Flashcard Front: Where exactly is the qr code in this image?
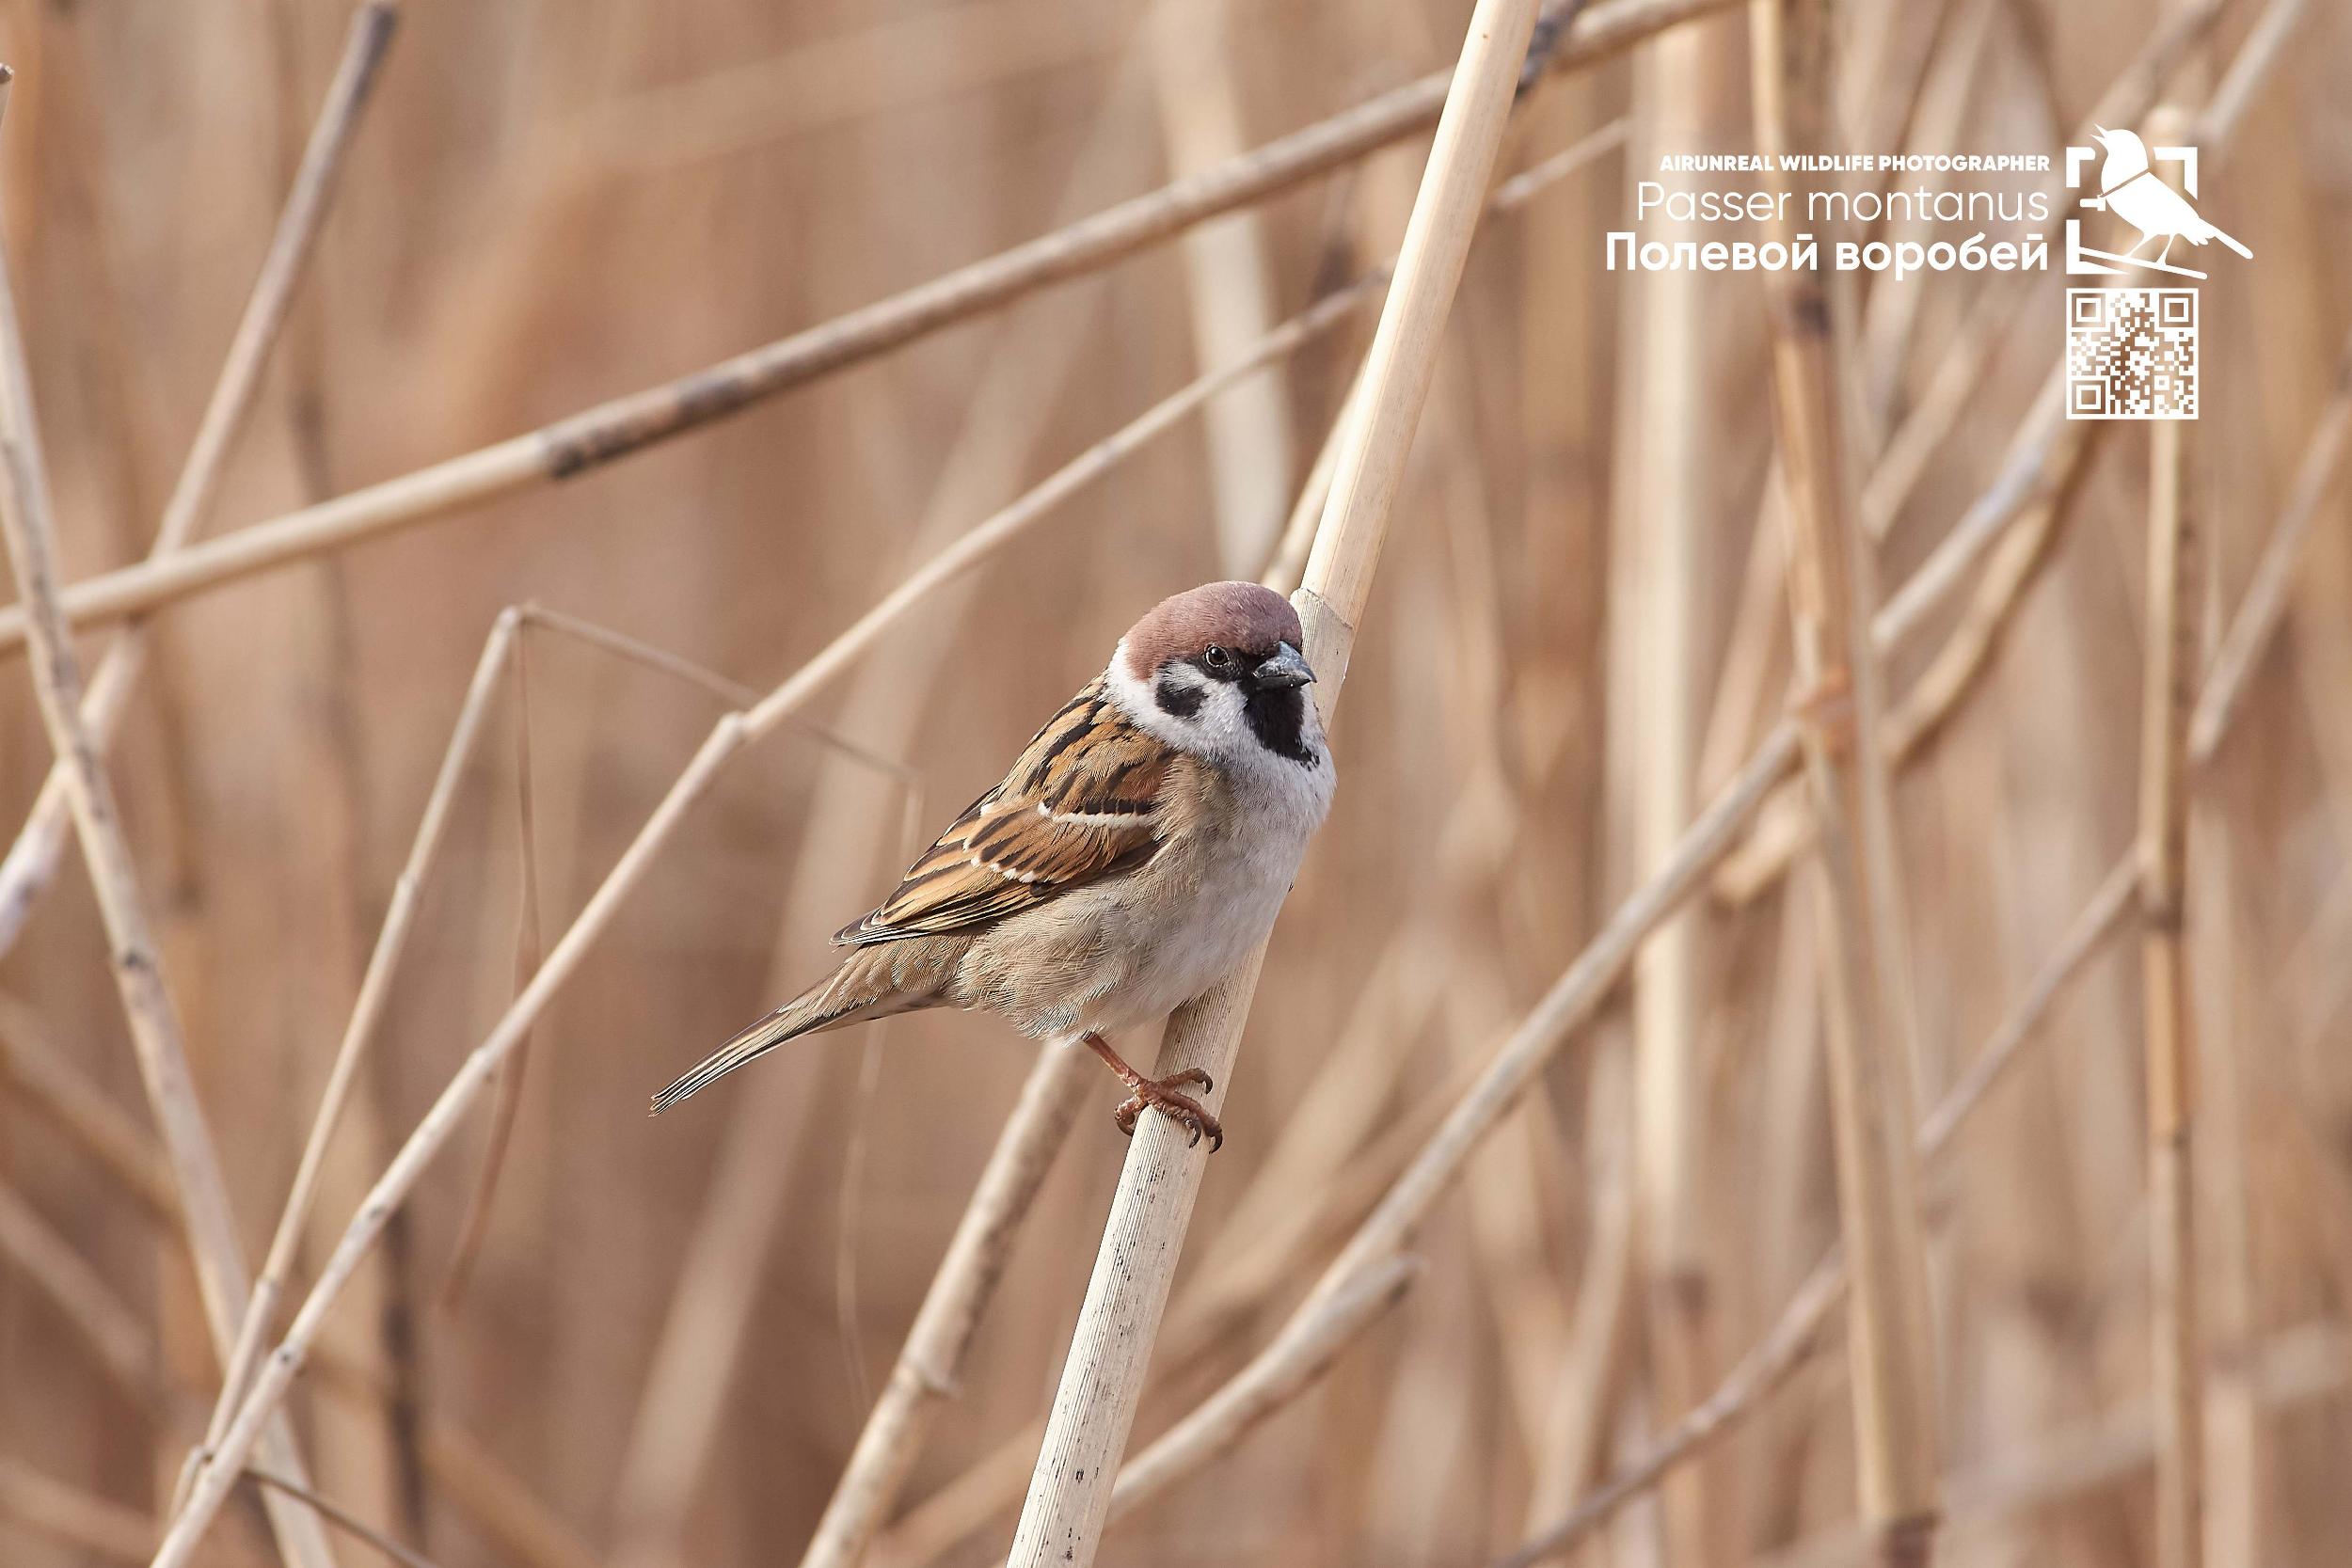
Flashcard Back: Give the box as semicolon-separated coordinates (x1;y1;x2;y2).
2066;288;2197;420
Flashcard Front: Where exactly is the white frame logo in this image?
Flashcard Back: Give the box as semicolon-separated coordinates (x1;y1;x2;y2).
2064;131;2249;279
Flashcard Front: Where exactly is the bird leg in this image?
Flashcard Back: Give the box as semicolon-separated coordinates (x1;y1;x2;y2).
2156;233;2177;268
1082;1032;1223;1151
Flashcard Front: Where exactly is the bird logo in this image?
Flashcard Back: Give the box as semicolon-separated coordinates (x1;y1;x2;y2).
2074;127;2251;278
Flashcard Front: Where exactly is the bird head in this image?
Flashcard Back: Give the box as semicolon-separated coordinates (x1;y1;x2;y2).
1113;581;1325;768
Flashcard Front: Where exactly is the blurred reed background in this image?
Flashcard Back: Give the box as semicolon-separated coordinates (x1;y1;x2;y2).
0;0;2346;1565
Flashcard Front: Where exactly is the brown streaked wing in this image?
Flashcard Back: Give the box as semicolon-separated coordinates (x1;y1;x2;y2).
834;680;1173;944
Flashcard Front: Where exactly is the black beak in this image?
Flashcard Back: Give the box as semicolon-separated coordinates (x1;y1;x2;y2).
1249;642;1315;690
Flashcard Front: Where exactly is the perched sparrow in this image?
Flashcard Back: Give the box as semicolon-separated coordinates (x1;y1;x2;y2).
653;580;1335;1149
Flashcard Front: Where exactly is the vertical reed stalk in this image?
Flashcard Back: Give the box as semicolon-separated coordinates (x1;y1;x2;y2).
1620;16;1741;1562
1749;1;1940;1561
1147;0;1295;574
2139;108;2206;1568
1005;1;1544;1560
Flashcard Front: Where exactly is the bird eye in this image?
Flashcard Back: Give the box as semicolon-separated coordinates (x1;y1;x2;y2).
1203;644;1232;671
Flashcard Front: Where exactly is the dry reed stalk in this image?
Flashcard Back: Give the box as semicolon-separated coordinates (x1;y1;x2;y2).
436;619;548;1308
2189;325;2352;762
867;929;1465;1567
1106;1254;1424;1518
2139;117;2206;1563
1506;1258;1849;1568
2197;0;2308;148
245;1473;441;1568
1260;115;1626;599
1147;0;1295;575
0;65;343;1568
1852;0;2000;430
1696;469;1791;798
543;0;1133;179
1496;853;2141;1568
1860;268;2037;543
2188;815;2264;1568
1003;2;1545;1559
1712;377;2082;903
0;1178;594;1568
1426;467;1573;1468
1876;424;2107;762
193;610;522;1478
1260;360;1363;596
0;1453;159;1563
1704;265;2022;821
794;1048;1094;1568
0;2;396;958
0;990;180;1220
418;1424;612;1568
1522;1038;1639;1529
146;217;1380;1568
0;0;1728;658
1750;1;1941;1559
0;1178;166;1408
1618;17;1742;1560
1759;1321;2350;1568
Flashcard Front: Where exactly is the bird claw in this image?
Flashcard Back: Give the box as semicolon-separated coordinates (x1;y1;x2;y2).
1112;1072;1223;1152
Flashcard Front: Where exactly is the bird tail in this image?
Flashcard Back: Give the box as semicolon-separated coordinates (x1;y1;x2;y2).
650;963;898;1114
2213;227;2251;260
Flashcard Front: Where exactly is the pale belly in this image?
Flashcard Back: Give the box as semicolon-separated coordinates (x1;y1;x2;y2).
952;821;1304;1042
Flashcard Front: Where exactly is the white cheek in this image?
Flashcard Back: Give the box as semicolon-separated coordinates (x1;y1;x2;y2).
1191;683;1251;752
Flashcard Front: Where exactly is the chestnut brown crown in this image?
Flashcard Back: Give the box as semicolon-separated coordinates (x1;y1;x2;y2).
1118;580;1304;680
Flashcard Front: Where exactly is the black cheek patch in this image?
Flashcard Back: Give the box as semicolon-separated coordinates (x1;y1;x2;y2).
1245;686;1317;766
1156;676;1205;719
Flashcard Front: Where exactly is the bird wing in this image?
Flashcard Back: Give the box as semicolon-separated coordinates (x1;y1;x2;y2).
835;678;1176;944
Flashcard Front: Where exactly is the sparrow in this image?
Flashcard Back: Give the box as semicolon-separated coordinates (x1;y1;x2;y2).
2086;126;2252;268
651;580;1335;1149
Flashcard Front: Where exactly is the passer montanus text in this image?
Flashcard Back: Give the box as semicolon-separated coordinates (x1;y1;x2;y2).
651;580;1336;1149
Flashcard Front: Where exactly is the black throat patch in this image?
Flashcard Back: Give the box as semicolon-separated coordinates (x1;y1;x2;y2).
1244;685;1317;766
